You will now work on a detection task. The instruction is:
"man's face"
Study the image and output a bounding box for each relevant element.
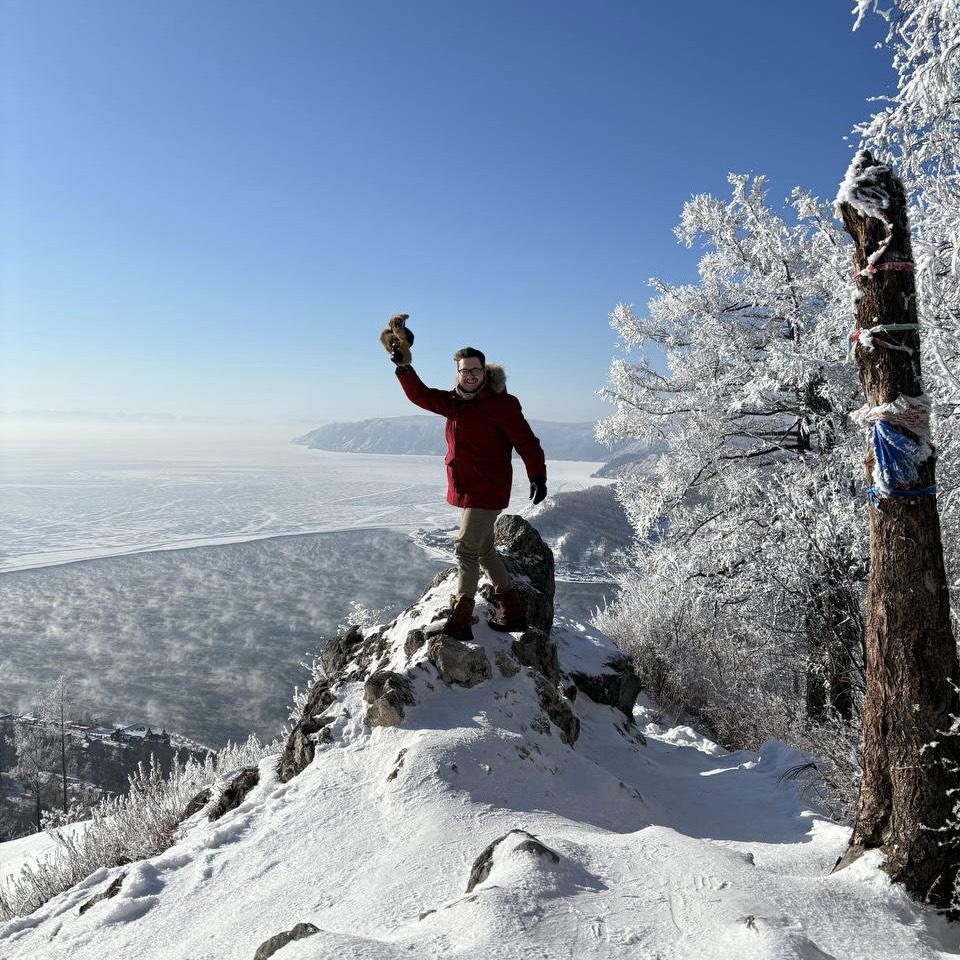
[457,360,485,393]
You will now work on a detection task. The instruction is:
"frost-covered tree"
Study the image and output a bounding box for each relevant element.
[12,724,56,833]
[39,676,72,813]
[597,176,867,749]
[854,0,960,618]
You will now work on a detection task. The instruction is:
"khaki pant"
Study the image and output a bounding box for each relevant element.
[455,508,512,599]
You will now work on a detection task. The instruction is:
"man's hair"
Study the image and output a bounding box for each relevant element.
[454,347,486,367]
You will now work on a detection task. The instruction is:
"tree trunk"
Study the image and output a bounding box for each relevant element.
[60,704,68,812]
[835,151,960,909]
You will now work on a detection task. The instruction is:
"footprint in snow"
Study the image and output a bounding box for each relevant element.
[693,875,729,893]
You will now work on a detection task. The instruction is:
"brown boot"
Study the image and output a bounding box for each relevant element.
[429,596,475,642]
[488,589,528,633]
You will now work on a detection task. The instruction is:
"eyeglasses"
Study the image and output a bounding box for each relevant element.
[457,367,484,378]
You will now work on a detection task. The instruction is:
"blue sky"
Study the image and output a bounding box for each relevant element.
[1,1,891,424]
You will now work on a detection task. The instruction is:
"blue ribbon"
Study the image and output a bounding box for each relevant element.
[873,420,924,492]
[867,485,938,506]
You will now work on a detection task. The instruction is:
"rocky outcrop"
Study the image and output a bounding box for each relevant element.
[78,872,126,916]
[534,676,580,745]
[209,767,260,822]
[404,629,426,657]
[493,515,555,633]
[569,656,643,720]
[427,636,492,688]
[320,626,363,678]
[495,651,521,677]
[364,670,416,727]
[510,628,560,683]
[466,829,560,892]
[253,922,320,960]
[182,787,212,820]
[278,680,337,783]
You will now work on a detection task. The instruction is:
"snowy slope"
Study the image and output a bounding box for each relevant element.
[0,833,62,887]
[1,527,956,959]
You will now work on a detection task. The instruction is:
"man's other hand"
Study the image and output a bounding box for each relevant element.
[529,477,547,505]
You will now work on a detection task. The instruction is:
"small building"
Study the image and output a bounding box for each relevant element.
[121,723,150,739]
[84,726,115,742]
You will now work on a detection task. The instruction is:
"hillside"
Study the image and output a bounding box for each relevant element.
[0,518,951,960]
[294,417,621,462]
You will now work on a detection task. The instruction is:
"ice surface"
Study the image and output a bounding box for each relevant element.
[0,421,605,573]
[0,423,614,745]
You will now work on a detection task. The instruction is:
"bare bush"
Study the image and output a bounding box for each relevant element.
[0,733,278,921]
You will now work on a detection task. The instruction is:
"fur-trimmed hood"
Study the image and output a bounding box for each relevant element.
[485,363,506,393]
[454,363,506,394]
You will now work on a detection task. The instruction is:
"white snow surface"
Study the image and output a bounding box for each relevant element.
[2,584,956,959]
[0,832,63,886]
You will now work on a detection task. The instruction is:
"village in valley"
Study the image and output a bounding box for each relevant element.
[0,709,205,840]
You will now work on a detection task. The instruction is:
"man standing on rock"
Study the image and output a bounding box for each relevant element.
[383,314,547,641]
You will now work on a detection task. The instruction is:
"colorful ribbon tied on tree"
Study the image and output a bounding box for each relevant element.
[852,394,936,506]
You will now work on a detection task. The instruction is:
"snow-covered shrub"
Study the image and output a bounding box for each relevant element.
[340,599,388,632]
[0,734,279,921]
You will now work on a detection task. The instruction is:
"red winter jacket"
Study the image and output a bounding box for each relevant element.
[396,364,546,510]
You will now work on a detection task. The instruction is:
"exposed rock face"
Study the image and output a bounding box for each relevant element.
[569,656,643,719]
[466,829,560,892]
[364,670,416,727]
[209,767,260,822]
[427,568,457,593]
[320,625,363,678]
[495,651,521,677]
[404,629,426,658]
[182,787,212,821]
[534,676,580,746]
[253,922,320,960]
[78,872,126,916]
[511,628,560,683]
[494,515,556,633]
[278,680,336,783]
[427,636,492,688]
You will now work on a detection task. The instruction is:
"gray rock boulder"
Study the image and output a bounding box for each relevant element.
[278,680,336,783]
[427,636,492,688]
[493,515,555,633]
[569,655,643,719]
[534,676,580,745]
[510,628,560,683]
[78,872,126,916]
[209,767,260,822]
[181,787,213,821]
[404,629,426,658]
[320,625,364,679]
[466,829,560,892]
[364,670,416,727]
[253,922,320,960]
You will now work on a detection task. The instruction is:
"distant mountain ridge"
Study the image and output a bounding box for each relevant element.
[294,416,624,461]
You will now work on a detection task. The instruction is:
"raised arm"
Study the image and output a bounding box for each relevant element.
[395,366,455,418]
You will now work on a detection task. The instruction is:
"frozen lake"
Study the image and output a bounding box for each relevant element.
[0,420,615,746]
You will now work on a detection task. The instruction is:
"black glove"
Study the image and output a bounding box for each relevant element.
[529,476,547,505]
[389,341,405,365]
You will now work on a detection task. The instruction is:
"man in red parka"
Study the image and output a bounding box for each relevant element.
[391,341,547,641]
